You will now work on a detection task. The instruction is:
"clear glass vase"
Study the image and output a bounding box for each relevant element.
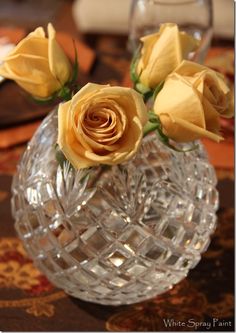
[12,110,218,305]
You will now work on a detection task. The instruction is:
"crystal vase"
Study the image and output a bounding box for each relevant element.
[12,110,218,305]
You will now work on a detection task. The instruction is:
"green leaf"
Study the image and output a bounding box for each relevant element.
[57,85,72,101]
[135,82,153,102]
[153,81,164,99]
[136,81,165,103]
[130,45,141,84]
[148,110,158,123]
[70,39,79,84]
[143,90,154,103]
[135,82,150,94]
[129,45,163,104]
[157,131,199,152]
[55,38,80,102]
[55,144,74,170]
[143,111,160,136]
[74,84,81,92]
[143,121,159,136]
[155,117,169,143]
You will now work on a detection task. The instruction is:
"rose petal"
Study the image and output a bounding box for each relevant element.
[138,24,198,88]
[58,101,95,169]
[180,31,199,57]
[82,107,124,143]
[48,23,71,84]
[138,31,160,70]
[98,88,148,126]
[58,83,147,168]
[154,73,206,128]
[159,113,223,142]
[174,60,206,76]
[70,83,110,110]
[0,24,71,98]
[140,24,182,88]
[85,116,143,164]
[192,69,232,118]
[29,27,45,38]
[2,54,62,98]
[202,96,220,133]
[6,38,48,59]
[74,98,127,152]
[4,54,53,82]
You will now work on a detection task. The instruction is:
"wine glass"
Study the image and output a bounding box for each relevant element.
[128,0,213,63]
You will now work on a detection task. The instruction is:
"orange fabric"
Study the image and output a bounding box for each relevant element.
[0,121,40,149]
[56,31,95,73]
[0,27,26,44]
[202,138,234,170]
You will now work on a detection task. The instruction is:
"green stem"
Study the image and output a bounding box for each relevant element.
[143,122,159,137]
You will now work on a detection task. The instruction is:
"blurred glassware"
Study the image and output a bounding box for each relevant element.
[128,0,213,63]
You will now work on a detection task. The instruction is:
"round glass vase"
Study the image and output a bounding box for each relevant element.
[12,110,218,306]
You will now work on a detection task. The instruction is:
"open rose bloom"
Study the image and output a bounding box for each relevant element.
[58,83,148,168]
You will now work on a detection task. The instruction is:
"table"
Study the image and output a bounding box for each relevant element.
[0,8,234,332]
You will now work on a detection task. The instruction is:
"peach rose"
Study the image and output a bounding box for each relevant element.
[154,60,233,142]
[0,23,71,99]
[136,23,198,89]
[58,83,148,169]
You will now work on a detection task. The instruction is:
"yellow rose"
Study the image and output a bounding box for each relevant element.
[154,60,233,143]
[58,83,148,169]
[0,23,71,99]
[137,23,199,89]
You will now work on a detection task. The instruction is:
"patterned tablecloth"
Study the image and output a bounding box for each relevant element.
[0,27,234,331]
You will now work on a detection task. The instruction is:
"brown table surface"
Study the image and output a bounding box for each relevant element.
[0,2,234,332]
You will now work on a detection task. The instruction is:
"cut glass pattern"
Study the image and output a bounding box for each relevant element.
[12,110,219,305]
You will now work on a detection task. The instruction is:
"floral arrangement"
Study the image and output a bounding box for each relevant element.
[9,22,233,307]
[0,23,233,170]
